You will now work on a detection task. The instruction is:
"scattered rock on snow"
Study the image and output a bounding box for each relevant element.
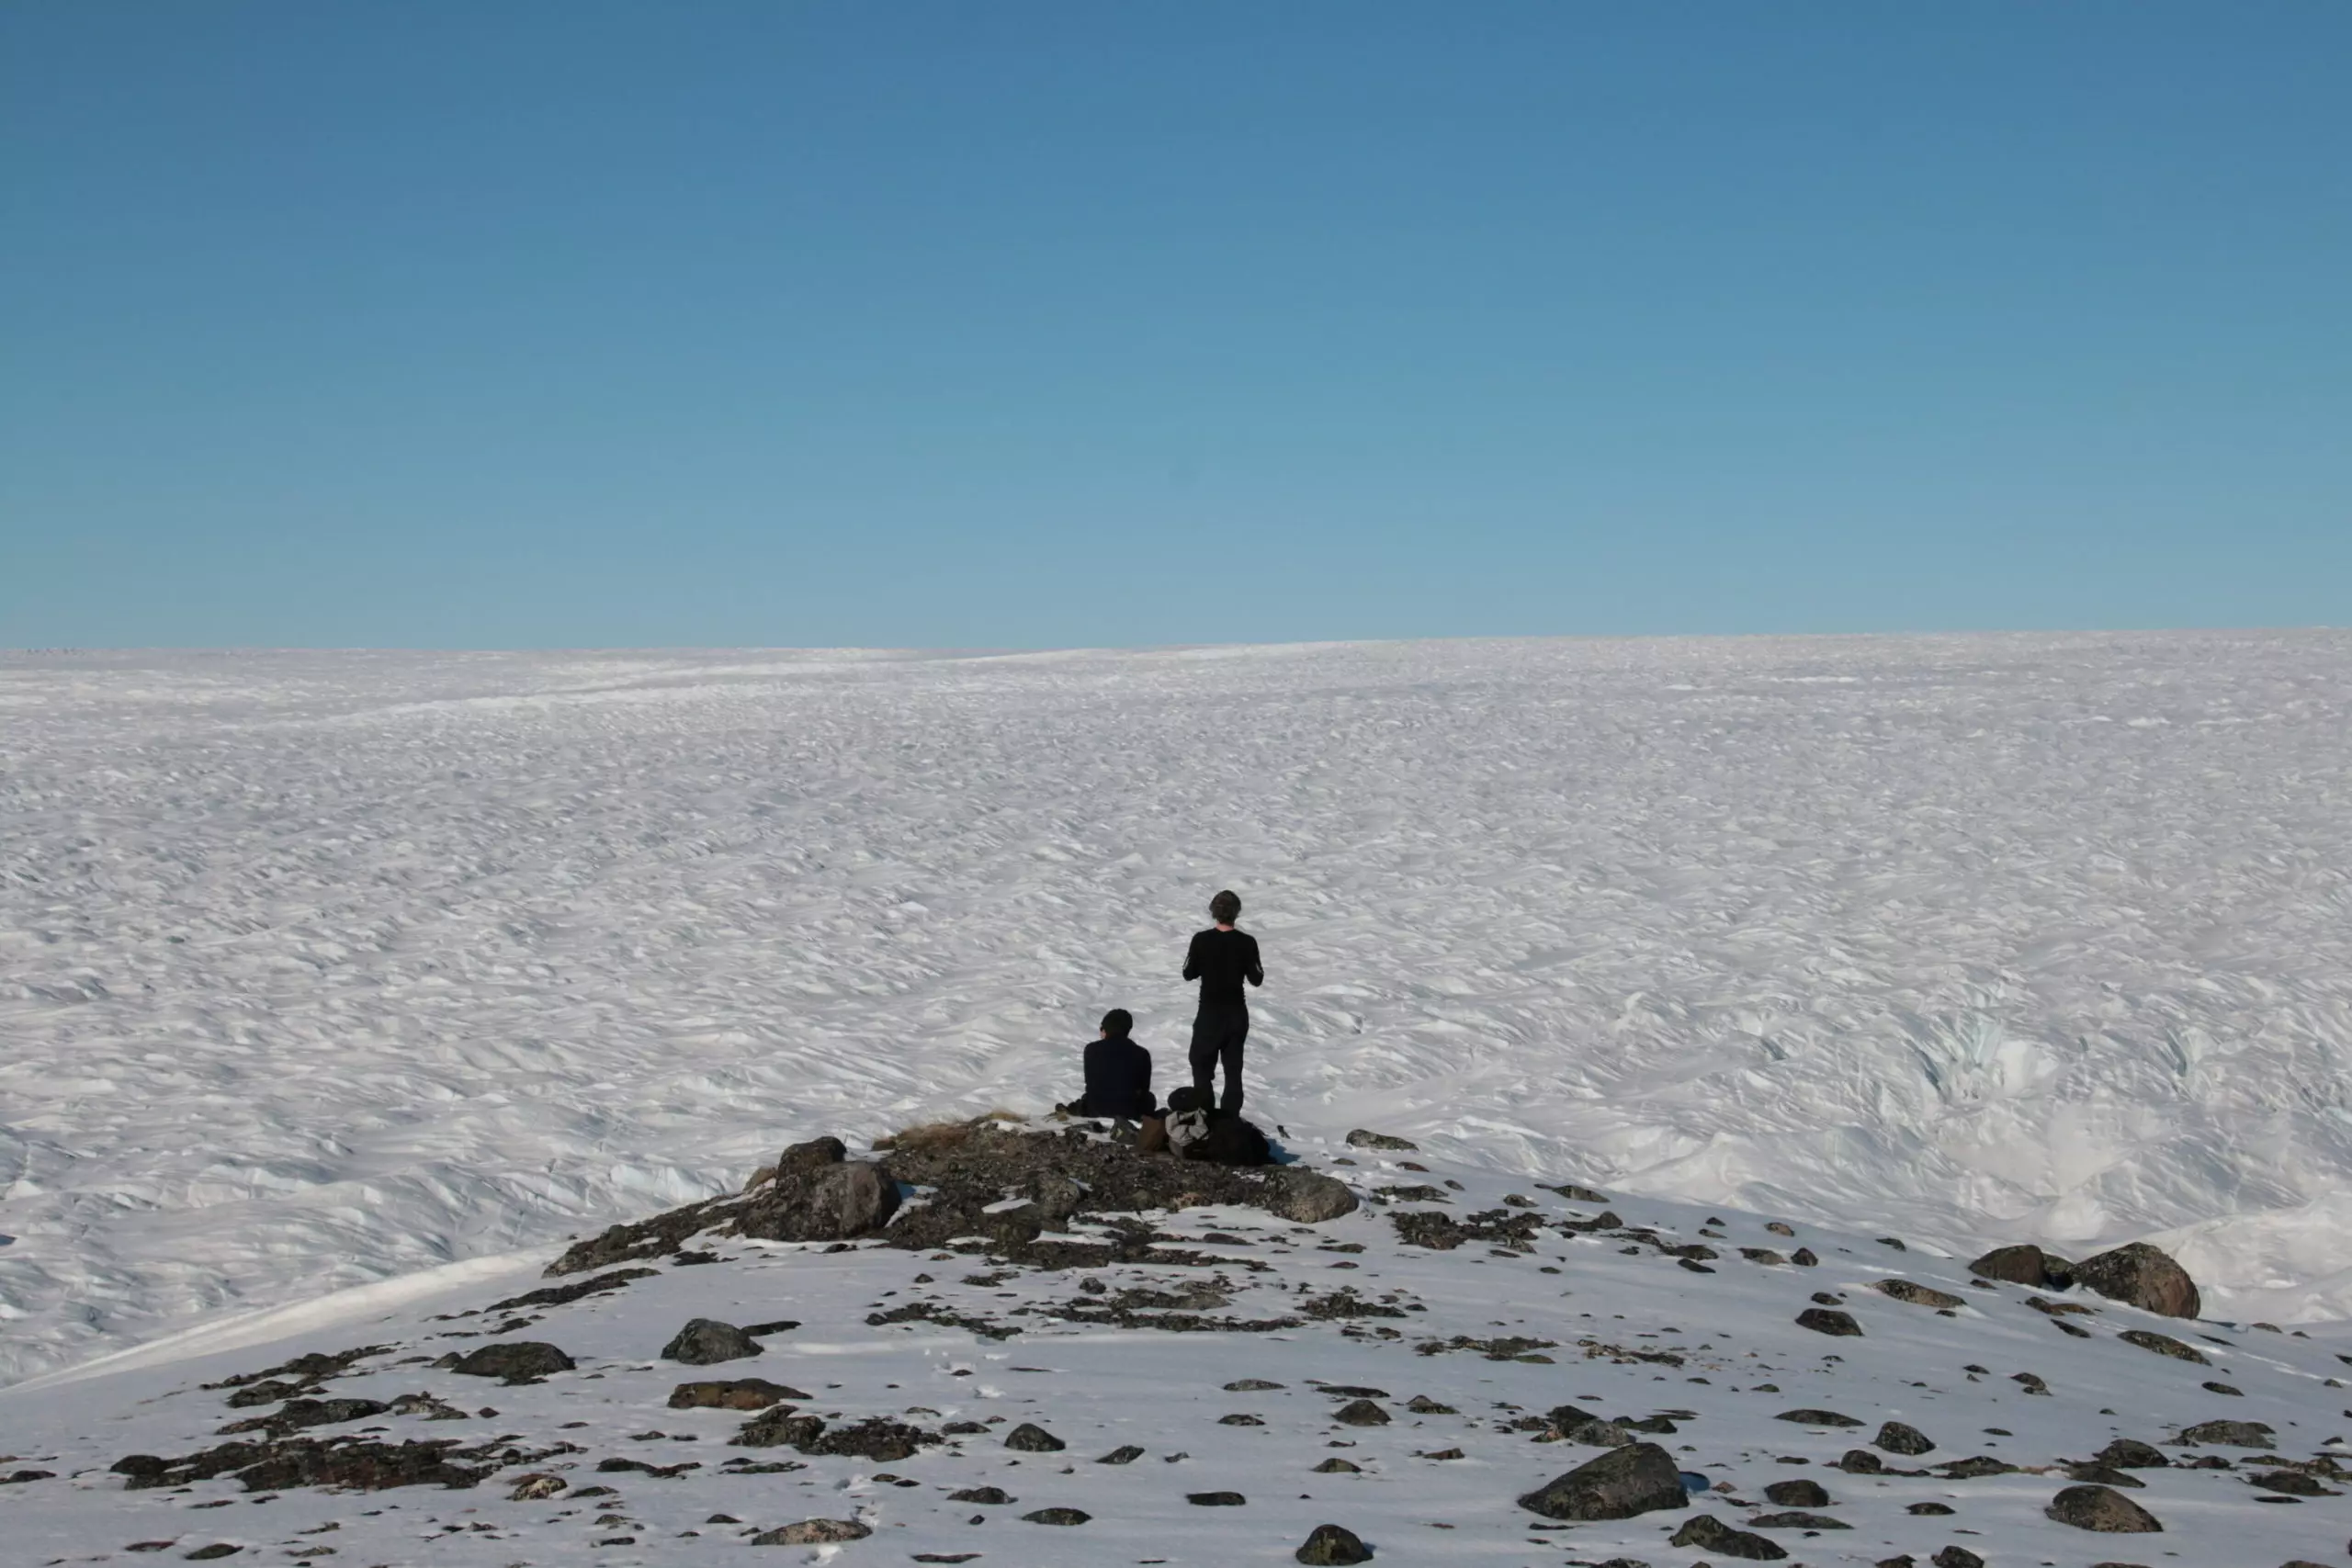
[1002,1422,1065,1452]
[1295,1521,1374,1564]
[1022,1507,1090,1525]
[1873,1279,1964,1309]
[1266,1168,1360,1223]
[1516,1440,1690,1520]
[1332,1399,1390,1427]
[1669,1512,1789,1558]
[667,1378,807,1410]
[1967,1243,2074,1290]
[661,1318,763,1366]
[1345,1130,1418,1150]
[437,1342,573,1382]
[2073,1242,2200,1319]
[1875,1420,1936,1455]
[2118,1328,2210,1364]
[752,1517,870,1544]
[2045,1483,2164,1531]
[1795,1307,1862,1336]
[1762,1478,1830,1506]
[2179,1419,2275,1448]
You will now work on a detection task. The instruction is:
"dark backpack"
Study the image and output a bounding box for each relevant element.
[1184,1115,1272,1167]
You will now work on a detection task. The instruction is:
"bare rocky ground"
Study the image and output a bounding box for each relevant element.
[6,1120,2351,1567]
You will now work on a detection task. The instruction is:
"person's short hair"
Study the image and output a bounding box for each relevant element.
[1209,889,1242,924]
[1100,1008,1133,1038]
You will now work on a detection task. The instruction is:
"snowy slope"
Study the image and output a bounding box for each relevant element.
[3,634,2350,1390]
[6,1126,2349,1567]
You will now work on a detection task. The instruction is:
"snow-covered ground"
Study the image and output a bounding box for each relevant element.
[7,1124,2351,1567]
[4,634,2350,1390]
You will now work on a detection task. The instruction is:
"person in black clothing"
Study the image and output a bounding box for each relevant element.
[1182,889,1263,1114]
[1069,1008,1155,1120]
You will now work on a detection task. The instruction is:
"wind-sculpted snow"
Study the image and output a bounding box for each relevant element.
[2,633,2349,1384]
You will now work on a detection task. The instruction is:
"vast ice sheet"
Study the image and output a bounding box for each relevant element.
[3,633,2348,1384]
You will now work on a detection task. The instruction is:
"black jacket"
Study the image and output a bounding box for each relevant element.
[1077,1035,1154,1119]
[1183,927,1263,1010]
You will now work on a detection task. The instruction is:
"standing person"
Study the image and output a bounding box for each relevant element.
[1182,889,1263,1115]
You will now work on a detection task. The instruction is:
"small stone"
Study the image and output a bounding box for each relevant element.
[1094,1445,1144,1464]
[948,1487,1012,1505]
[1003,1423,1065,1451]
[2046,1483,2163,1532]
[662,1318,763,1366]
[2118,1329,2209,1365]
[2179,1419,2275,1448]
[1021,1507,1089,1525]
[1763,1479,1829,1506]
[1791,1247,1819,1267]
[1332,1399,1390,1427]
[1874,1280,1964,1309]
[1669,1513,1788,1559]
[752,1518,871,1544]
[1188,1491,1247,1506]
[1312,1458,1362,1473]
[1796,1307,1860,1336]
[1775,1408,1863,1427]
[1345,1129,1418,1150]
[1906,1501,1954,1515]
[1876,1420,1936,1455]
[1294,1522,1373,1565]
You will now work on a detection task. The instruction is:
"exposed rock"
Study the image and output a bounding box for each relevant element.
[1790,1247,1819,1267]
[1225,1378,1285,1391]
[2045,1483,2163,1532]
[1668,1513,1788,1559]
[1873,1280,1964,1309]
[1095,1445,1145,1464]
[1516,1440,1689,1520]
[1312,1458,1363,1473]
[439,1342,573,1382]
[1967,1243,2073,1290]
[1938,1456,2017,1478]
[2248,1469,2336,1496]
[507,1472,566,1500]
[948,1486,1013,1505]
[1022,1507,1090,1525]
[803,1418,941,1462]
[2117,1328,2208,1364]
[731,1409,825,1449]
[1776,1408,1863,1427]
[661,1318,763,1366]
[1875,1420,1936,1455]
[1838,1449,1885,1473]
[1003,1422,1065,1452]
[736,1159,899,1243]
[752,1517,870,1545]
[1295,1522,1374,1564]
[483,1267,658,1314]
[1749,1510,1848,1529]
[1795,1307,1862,1335]
[2179,1419,2275,1448]
[1930,1550,1984,1568]
[776,1136,846,1172]
[2093,1438,2170,1469]
[668,1378,808,1410]
[1346,1130,1418,1150]
[217,1397,389,1438]
[1266,1168,1360,1224]
[2073,1242,2199,1319]
[1188,1491,1247,1505]
[1332,1399,1390,1427]
[1762,1479,1829,1506]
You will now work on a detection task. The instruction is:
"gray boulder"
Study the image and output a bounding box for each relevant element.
[737,1159,900,1243]
[662,1318,763,1366]
[2045,1483,2162,1532]
[1266,1169,1360,1224]
[1345,1129,1417,1150]
[442,1341,574,1382]
[1517,1440,1689,1519]
[1966,1243,2073,1289]
[1668,1513,1788,1558]
[1294,1522,1372,1565]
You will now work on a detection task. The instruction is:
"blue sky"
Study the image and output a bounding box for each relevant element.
[4,3,2346,649]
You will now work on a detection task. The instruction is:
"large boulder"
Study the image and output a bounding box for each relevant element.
[736,1159,899,1243]
[2072,1242,2199,1319]
[1516,1440,1689,1519]
[1265,1169,1359,1224]
[1294,1523,1372,1565]
[440,1342,573,1382]
[1966,1243,2073,1290]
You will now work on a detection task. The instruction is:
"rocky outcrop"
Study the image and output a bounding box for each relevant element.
[1517,1440,1689,1519]
[2073,1242,2200,1319]
[737,1158,899,1243]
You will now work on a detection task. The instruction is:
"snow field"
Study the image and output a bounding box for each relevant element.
[3,632,2350,1387]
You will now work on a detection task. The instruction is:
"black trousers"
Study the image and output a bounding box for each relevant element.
[1190,1006,1250,1114]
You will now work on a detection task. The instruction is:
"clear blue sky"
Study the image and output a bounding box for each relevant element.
[4,3,2346,649]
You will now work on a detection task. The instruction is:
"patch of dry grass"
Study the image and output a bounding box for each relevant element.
[872,1110,1023,1152]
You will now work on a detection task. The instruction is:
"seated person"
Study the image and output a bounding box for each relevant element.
[1068,1009,1156,1120]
